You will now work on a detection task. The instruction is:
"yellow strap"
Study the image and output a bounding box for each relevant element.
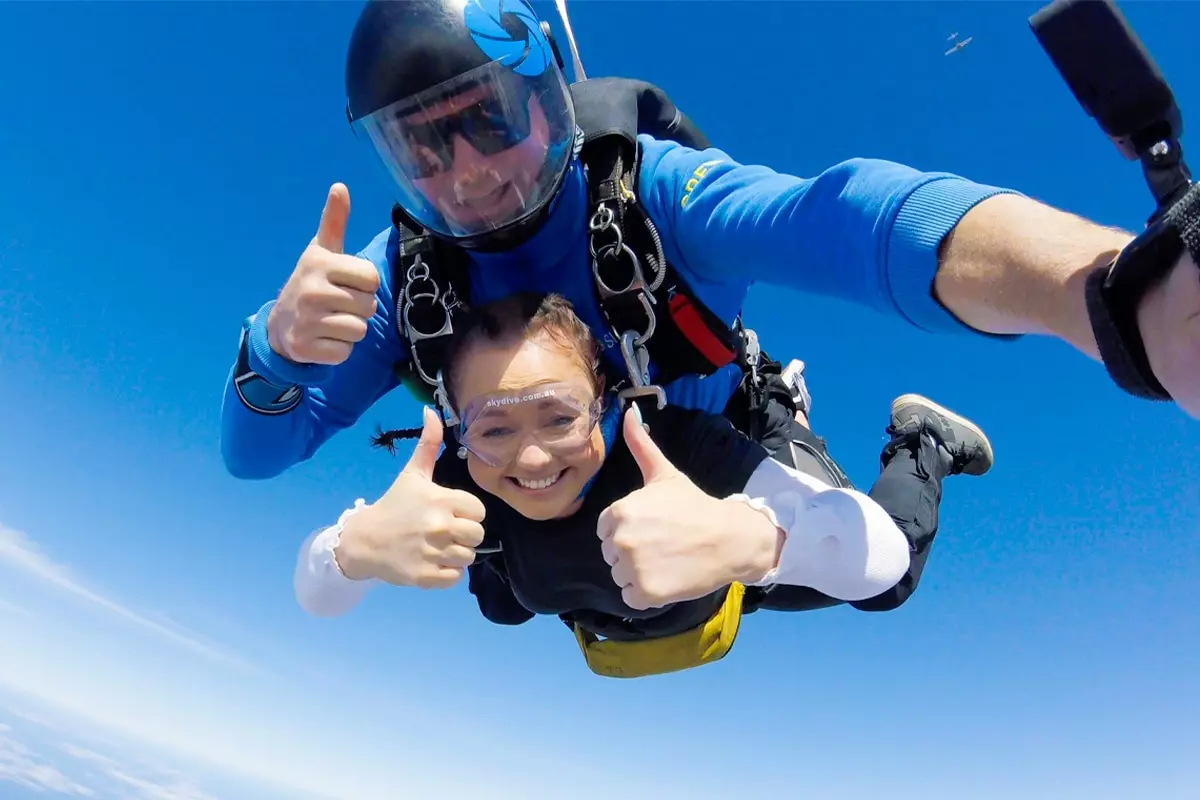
[571,583,746,679]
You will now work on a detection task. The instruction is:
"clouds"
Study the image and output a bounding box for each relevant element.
[0,723,95,797]
[0,711,225,799]
[0,596,34,617]
[0,524,255,672]
[0,522,340,797]
[0,520,590,800]
[56,744,219,800]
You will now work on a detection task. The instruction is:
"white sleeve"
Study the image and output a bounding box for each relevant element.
[734,458,911,602]
[293,500,380,617]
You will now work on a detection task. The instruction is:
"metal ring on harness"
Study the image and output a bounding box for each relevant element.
[588,203,616,235]
[589,231,657,346]
[589,199,665,298]
[401,254,459,388]
[405,259,432,284]
[587,203,626,259]
[402,299,454,383]
[592,242,646,297]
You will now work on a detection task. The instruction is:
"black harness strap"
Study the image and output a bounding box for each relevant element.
[572,78,743,398]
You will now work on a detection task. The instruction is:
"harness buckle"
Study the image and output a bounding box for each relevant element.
[433,369,459,426]
[741,326,762,388]
[616,329,665,410]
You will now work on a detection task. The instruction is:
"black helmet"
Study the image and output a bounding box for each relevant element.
[345,0,576,250]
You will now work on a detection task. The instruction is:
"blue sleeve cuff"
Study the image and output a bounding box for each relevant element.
[246,300,333,388]
[887,178,1024,338]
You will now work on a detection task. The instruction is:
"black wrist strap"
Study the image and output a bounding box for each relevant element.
[1086,182,1200,401]
[1085,264,1170,399]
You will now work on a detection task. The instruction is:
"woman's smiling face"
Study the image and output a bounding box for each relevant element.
[453,328,607,521]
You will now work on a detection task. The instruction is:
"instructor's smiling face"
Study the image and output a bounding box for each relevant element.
[401,82,552,231]
[453,329,607,522]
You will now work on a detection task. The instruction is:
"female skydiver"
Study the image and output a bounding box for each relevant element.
[294,293,993,678]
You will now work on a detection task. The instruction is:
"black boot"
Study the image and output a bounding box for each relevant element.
[887,394,994,476]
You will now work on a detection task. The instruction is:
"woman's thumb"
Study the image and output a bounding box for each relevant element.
[623,404,677,483]
[402,407,445,479]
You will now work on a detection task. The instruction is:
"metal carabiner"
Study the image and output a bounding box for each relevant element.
[433,369,459,426]
[616,329,665,410]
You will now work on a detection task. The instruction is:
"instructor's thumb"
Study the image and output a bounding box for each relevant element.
[314,182,351,254]
[402,407,444,480]
[624,404,677,484]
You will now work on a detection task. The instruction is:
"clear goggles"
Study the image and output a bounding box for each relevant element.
[457,383,603,468]
[351,60,576,242]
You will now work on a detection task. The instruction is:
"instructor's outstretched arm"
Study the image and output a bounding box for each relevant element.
[932,193,1131,359]
[219,184,406,479]
[935,190,1200,416]
[640,139,1200,417]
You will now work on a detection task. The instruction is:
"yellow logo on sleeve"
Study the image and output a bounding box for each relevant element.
[680,159,726,208]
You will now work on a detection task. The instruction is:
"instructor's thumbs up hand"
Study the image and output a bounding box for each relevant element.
[267,183,382,365]
[596,406,782,611]
[335,408,488,590]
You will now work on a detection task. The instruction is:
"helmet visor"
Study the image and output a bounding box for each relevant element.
[352,60,575,241]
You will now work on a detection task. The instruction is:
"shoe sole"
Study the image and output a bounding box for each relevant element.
[891,393,994,475]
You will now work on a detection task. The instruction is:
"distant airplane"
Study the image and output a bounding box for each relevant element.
[947,31,959,40]
[944,35,973,55]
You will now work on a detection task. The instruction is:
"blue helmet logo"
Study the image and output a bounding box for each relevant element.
[463,0,552,77]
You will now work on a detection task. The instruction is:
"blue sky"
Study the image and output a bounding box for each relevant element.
[1,1,1198,798]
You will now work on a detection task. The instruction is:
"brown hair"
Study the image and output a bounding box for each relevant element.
[372,292,602,452]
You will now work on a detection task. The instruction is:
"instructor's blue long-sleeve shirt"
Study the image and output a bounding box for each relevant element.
[220,138,1016,479]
